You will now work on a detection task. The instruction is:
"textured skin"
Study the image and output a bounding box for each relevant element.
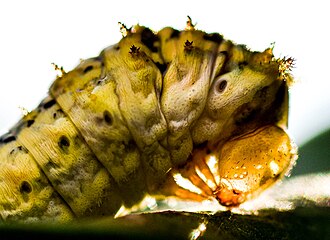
[0,23,296,222]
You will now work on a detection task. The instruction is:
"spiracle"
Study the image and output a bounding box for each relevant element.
[0,18,297,222]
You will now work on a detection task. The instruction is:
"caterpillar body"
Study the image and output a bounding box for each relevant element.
[0,20,297,222]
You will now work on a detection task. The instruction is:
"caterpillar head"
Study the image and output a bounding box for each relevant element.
[158,21,296,207]
[192,45,291,146]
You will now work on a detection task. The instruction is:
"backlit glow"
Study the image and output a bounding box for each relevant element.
[173,173,203,195]
[206,155,221,185]
[195,167,217,191]
[269,161,280,175]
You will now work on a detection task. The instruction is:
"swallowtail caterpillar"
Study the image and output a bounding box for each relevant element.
[0,18,297,222]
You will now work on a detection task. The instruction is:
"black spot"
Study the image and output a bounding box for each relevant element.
[83,65,94,73]
[58,135,70,151]
[169,29,180,39]
[43,99,56,109]
[1,134,16,143]
[216,80,227,93]
[27,119,35,127]
[20,181,32,194]
[103,110,112,125]
[155,62,167,75]
[203,33,223,43]
[115,46,120,50]
[141,28,159,52]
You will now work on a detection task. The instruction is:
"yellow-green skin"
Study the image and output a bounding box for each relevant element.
[0,25,294,222]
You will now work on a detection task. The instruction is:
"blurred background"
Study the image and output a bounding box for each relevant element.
[0,0,329,176]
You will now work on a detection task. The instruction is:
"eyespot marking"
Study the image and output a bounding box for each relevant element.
[216,80,227,93]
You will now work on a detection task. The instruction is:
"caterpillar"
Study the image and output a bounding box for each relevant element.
[0,18,297,223]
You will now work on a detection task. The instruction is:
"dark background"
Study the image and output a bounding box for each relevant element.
[291,128,330,176]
